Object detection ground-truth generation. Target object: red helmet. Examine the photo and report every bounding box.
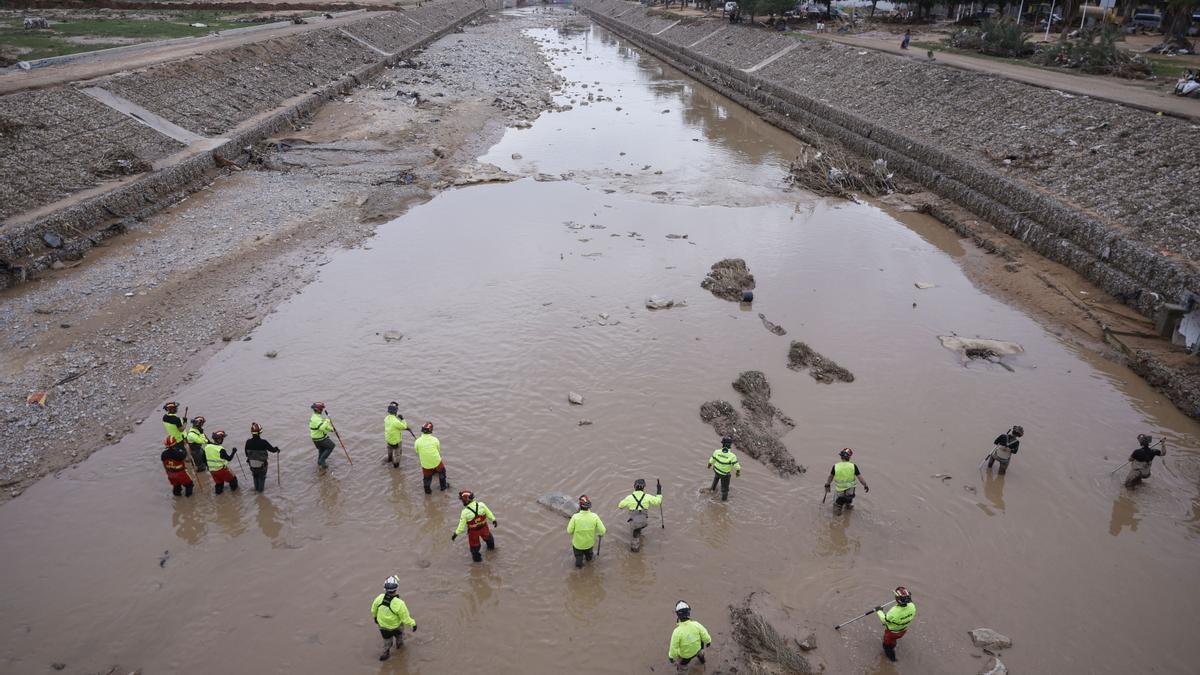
[459,490,474,504]
[894,587,912,605]
[212,430,227,442]
[311,402,325,413]
[578,495,592,510]
[251,422,262,435]
[839,448,853,460]
[163,436,176,448]
[422,422,434,433]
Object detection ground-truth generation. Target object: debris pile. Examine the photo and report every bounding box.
[700,258,755,301]
[787,143,896,199]
[787,341,855,383]
[700,371,803,476]
[729,591,817,674]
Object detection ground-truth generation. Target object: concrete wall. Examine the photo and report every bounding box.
[580,0,1199,319]
[0,0,486,288]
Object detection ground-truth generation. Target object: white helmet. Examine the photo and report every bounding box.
[675,600,691,619]
[384,575,399,592]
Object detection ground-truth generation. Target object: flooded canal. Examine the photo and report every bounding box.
[2,11,1198,674]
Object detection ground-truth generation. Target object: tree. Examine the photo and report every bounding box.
[1160,0,1199,43]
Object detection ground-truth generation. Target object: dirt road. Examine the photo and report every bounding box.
[0,8,1197,675]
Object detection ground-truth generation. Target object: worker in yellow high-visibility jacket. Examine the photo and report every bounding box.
[567,495,606,568]
[668,600,711,671]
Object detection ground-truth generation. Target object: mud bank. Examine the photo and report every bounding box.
[0,0,486,289]
[577,0,1198,319]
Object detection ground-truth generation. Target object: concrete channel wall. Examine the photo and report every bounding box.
[579,0,1199,320]
[0,0,486,289]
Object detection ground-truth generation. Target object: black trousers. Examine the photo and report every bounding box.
[422,466,448,493]
[573,546,594,568]
[710,471,731,499]
[188,444,208,471]
[251,465,268,492]
[172,482,194,497]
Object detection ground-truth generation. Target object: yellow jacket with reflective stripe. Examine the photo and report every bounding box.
[833,461,858,492]
[877,602,916,632]
[185,427,209,447]
[455,501,496,535]
[162,415,185,442]
[708,448,741,476]
[414,433,442,470]
[668,619,711,659]
[204,444,229,471]
[567,510,606,550]
[384,414,408,446]
[309,413,332,440]
[371,594,416,630]
[618,490,662,511]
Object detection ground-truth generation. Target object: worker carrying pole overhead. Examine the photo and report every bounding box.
[244,423,280,493]
[567,495,606,569]
[413,422,448,494]
[371,575,417,661]
[986,425,1024,475]
[1125,434,1166,489]
[309,402,336,470]
[204,431,240,494]
[617,478,662,552]
[452,490,498,562]
[824,448,869,513]
[876,587,916,662]
[185,415,210,473]
[667,600,711,672]
[383,402,410,469]
[160,436,194,497]
[707,436,742,501]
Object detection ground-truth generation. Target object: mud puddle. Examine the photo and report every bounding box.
[1,14,1198,675]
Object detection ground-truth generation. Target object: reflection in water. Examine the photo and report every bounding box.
[562,562,606,621]
[818,511,862,557]
[214,493,247,539]
[1109,493,1141,537]
[465,564,502,615]
[698,498,734,548]
[171,497,206,544]
[982,472,1006,514]
[254,494,285,547]
[319,473,342,525]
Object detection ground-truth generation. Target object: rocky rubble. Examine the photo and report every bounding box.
[700,258,754,302]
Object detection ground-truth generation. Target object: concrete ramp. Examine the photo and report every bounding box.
[79,87,219,146]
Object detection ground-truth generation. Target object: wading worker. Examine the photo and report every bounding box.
[825,448,869,512]
[414,422,448,494]
[244,422,279,492]
[1125,434,1166,489]
[185,416,210,472]
[162,401,188,446]
[384,402,410,469]
[371,575,417,661]
[877,587,916,662]
[204,430,239,494]
[986,425,1024,475]
[452,490,498,562]
[668,601,711,671]
[567,495,606,568]
[309,402,336,469]
[160,436,193,497]
[617,478,662,552]
[707,437,741,501]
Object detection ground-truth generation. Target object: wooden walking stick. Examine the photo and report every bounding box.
[656,478,665,529]
[276,450,282,488]
[328,417,353,465]
[234,450,249,482]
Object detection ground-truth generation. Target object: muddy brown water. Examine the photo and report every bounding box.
[2,13,1199,674]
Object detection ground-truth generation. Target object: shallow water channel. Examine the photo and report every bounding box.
[2,12,1199,674]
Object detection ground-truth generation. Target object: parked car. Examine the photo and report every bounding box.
[1037,13,1063,30]
[1129,12,1162,31]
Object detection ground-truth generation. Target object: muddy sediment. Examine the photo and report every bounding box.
[700,257,754,302]
[787,341,854,384]
[726,591,818,674]
[700,371,803,477]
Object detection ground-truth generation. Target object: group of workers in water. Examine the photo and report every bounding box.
[155,398,1169,668]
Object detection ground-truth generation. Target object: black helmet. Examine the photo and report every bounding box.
[721,436,733,448]
[387,402,399,415]
[163,401,178,412]
[675,600,691,620]
[193,416,206,427]
[1011,425,1024,437]
[1137,433,1152,447]
[634,478,646,491]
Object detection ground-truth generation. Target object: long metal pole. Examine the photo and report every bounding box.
[834,600,895,630]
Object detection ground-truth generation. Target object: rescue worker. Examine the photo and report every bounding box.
[567,495,606,568]
[668,600,711,672]
[384,402,410,469]
[244,422,279,493]
[876,586,916,662]
[371,575,417,661]
[185,415,210,473]
[160,436,193,497]
[707,437,741,501]
[824,448,870,513]
[204,430,240,494]
[309,402,336,469]
[986,425,1024,475]
[414,422,448,494]
[617,478,662,552]
[162,401,188,445]
[1125,433,1166,489]
[452,490,498,562]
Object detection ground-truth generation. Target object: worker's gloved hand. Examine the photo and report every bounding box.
[183,417,189,424]
[864,485,870,493]
[668,659,676,665]
[824,484,831,493]
[736,471,741,477]
[411,624,418,632]
[492,520,498,528]
[874,606,883,612]
[398,414,404,420]
[451,533,458,541]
